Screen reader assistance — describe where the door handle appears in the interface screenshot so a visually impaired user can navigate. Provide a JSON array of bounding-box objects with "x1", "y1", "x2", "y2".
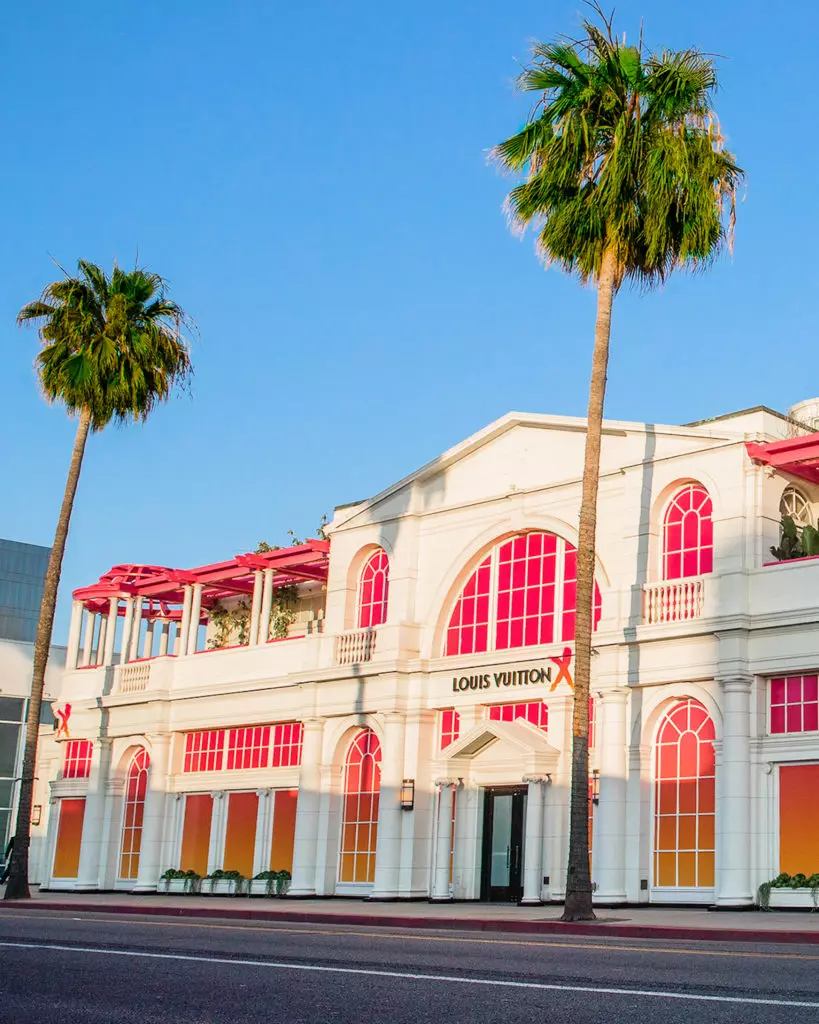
[
  {"x1": 513, "y1": 846, "x2": 520, "y2": 873},
  {"x1": 506, "y1": 847, "x2": 510, "y2": 869}
]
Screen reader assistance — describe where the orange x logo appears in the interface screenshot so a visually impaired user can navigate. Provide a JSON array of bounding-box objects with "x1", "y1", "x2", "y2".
[{"x1": 549, "y1": 647, "x2": 574, "y2": 691}]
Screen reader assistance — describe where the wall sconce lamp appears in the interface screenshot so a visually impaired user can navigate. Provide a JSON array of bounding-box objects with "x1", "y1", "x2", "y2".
[
  {"x1": 31, "y1": 805, "x2": 42, "y2": 826},
  {"x1": 400, "y1": 779, "x2": 415, "y2": 810},
  {"x1": 591, "y1": 770, "x2": 600, "y2": 806}
]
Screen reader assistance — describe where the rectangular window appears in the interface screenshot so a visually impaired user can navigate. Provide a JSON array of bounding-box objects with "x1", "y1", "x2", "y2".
[
  {"x1": 63, "y1": 739, "x2": 93, "y2": 779},
  {"x1": 226, "y1": 726, "x2": 271, "y2": 770},
  {"x1": 487, "y1": 701, "x2": 548, "y2": 731},
  {"x1": 440, "y1": 709, "x2": 460, "y2": 750},
  {"x1": 183, "y1": 730, "x2": 226, "y2": 772},
  {"x1": 271, "y1": 722, "x2": 304, "y2": 767},
  {"x1": 770, "y1": 675, "x2": 819, "y2": 734}
]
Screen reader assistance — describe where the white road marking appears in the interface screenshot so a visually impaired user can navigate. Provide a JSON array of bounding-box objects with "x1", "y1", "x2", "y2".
[{"x1": 0, "y1": 940, "x2": 817, "y2": 1008}]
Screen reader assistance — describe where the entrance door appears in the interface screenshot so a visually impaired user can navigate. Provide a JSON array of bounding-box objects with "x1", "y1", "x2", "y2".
[{"x1": 481, "y1": 787, "x2": 527, "y2": 902}]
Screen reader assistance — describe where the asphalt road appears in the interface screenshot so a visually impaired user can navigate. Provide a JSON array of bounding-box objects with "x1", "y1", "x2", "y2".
[{"x1": 0, "y1": 909, "x2": 818, "y2": 1023}]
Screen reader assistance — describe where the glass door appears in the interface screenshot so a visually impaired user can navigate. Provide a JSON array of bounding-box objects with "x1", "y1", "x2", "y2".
[{"x1": 481, "y1": 787, "x2": 527, "y2": 902}]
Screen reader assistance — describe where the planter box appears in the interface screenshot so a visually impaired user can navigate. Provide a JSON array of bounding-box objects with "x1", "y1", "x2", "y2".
[
  {"x1": 247, "y1": 879, "x2": 290, "y2": 897},
  {"x1": 200, "y1": 878, "x2": 244, "y2": 896},
  {"x1": 768, "y1": 888, "x2": 819, "y2": 909},
  {"x1": 161, "y1": 878, "x2": 199, "y2": 895}
]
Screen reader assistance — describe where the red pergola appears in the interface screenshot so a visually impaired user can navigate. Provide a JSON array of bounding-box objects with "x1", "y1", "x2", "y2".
[
  {"x1": 746, "y1": 433, "x2": 819, "y2": 485},
  {"x1": 73, "y1": 540, "x2": 330, "y2": 620}
]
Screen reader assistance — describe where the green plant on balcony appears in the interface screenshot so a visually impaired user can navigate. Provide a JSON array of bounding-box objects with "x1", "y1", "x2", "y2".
[
  {"x1": 269, "y1": 585, "x2": 299, "y2": 640},
  {"x1": 770, "y1": 517, "x2": 819, "y2": 560},
  {"x1": 207, "y1": 601, "x2": 251, "y2": 649}
]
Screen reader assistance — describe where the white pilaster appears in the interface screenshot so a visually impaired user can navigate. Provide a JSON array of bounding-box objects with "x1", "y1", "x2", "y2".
[
  {"x1": 81, "y1": 610, "x2": 96, "y2": 667},
  {"x1": 186, "y1": 585, "x2": 203, "y2": 655},
  {"x1": 593, "y1": 687, "x2": 629, "y2": 903},
  {"x1": 431, "y1": 781, "x2": 457, "y2": 901},
  {"x1": 207, "y1": 791, "x2": 227, "y2": 875},
  {"x1": 259, "y1": 569, "x2": 274, "y2": 644},
  {"x1": 128, "y1": 597, "x2": 144, "y2": 661},
  {"x1": 371, "y1": 712, "x2": 406, "y2": 899},
  {"x1": 521, "y1": 776, "x2": 548, "y2": 904},
  {"x1": 289, "y1": 718, "x2": 325, "y2": 896},
  {"x1": 132, "y1": 735, "x2": 172, "y2": 892},
  {"x1": 66, "y1": 600, "x2": 84, "y2": 671},
  {"x1": 74, "y1": 738, "x2": 113, "y2": 890},
  {"x1": 178, "y1": 586, "x2": 193, "y2": 658},
  {"x1": 544, "y1": 694, "x2": 573, "y2": 900},
  {"x1": 624, "y1": 743, "x2": 651, "y2": 903},
  {"x1": 715, "y1": 676, "x2": 753, "y2": 906},
  {"x1": 248, "y1": 571, "x2": 263, "y2": 646},
  {"x1": 102, "y1": 598, "x2": 118, "y2": 666},
  {"x1": 158, "y1": 621, "x2": 170, "y2": 657},
  {"x1": 119, "y1": 597, "x2": 135, "y2": 664},
  {"x1": 253, "y1": 790, "x2": 273, "y2": 876}
]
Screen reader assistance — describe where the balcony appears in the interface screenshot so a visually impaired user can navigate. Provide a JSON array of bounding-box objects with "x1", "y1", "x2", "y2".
[
  {"x1": 335, "y1": 628, "x2": 377, "y2": 665},
  {"x1": 643, "y1": 577, "x2": 705, "y2": 625}
]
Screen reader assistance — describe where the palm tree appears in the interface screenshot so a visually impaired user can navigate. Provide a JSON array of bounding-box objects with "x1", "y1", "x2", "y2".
[
  {"x1": 493, "y1": 8, "x2": 742, "y2": 920},
  {"x1": 3, "y1": 260, "x2": 193, "y2": 900}
]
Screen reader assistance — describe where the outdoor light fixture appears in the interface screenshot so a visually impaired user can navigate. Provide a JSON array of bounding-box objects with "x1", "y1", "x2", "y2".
[
  {"x1": 31, "y1": 805, "x2": 42, "y2": 826},
  {"x1": 591, "y1": 769, "x2": 600, "y2": 806},
  {"x1": 400, "y1": 778, "x2": 415, "y2": 810}
]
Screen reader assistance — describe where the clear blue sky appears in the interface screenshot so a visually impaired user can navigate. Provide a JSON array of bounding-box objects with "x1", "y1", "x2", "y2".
[{"x1": 1, "y1": 0, "x2": 815, "y2": 637}]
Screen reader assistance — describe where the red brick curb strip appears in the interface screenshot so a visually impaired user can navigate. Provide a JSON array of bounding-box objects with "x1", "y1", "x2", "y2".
[{"x1": 3, "y1": 899, "x2": 819, "y2": 946}]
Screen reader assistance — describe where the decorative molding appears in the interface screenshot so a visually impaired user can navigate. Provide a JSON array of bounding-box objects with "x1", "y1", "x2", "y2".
[
  {"x1": 522, "y1": 774, "x2": 551, "y2": 785},
  {"x1": 433, "y1": 778, "x2": 460, "y2": 788}
]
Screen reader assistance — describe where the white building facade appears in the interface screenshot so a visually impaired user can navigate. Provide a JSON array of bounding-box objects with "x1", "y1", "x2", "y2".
[{"x1": 39, "y1": 404, "x2": 819, "y2": 905}]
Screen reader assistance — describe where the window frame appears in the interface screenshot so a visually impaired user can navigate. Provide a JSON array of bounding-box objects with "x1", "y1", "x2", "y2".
[
  {"x1": 357, "y1": 548, "x2": 390, "y2": 629},
  {"x1": 660, "y1": 483, "x2": 714, "y2": 582}
]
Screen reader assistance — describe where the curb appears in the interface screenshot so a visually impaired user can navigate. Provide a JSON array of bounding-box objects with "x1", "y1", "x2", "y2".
[{"x1": 3, "y1": 900, "x2": 819, "y2": 946}]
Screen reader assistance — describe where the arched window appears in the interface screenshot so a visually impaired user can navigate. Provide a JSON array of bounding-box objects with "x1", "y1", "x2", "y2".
[
  {"x1": 119, "y1": 748, "x2": 150, "y2": 880},
  {"x1": 444, "y1": 532, "x2": 602, "y2": 656},
  {"x1": 653, "y1": 700, "x2": 715, "y2": 889},
  {"x1": 357, "y1": 549, "x2": 389, "y2": 628},
  {"x1": 338, "y1": 729, "x2": 382, "y2": 884},
  {"x1": 780, "y1": 486, "x2": 812, "y2": 528},
  {"x1": 662, "y1": 484, "x2": 713, "y2": 580}
]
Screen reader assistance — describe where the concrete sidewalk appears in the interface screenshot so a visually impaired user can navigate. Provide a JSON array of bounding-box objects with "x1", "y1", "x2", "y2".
[{"x1": 3, "y1": 888, "x2": 819, "y2": 945}]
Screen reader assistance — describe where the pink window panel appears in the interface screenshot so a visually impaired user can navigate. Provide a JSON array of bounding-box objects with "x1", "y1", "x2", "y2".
[
  {"x1": 226, "y1": 726, "x2": 271, "y2": 770},
  {"x1": 488, "y1": 701, "x2": 548, "y2": 731},
  {"x1": 445, "y1": 555, "x2": 492, "y2": 656},
  {"x1": 662, "y1": 484, "x2": 713, "y2": 580},
  {"x1": 440, "y1": 709, "x2": 461, "y2": 749},
  {"x1": 183, "y1": 730, "x2": 225, "y2": 772},
  {"x1": 560, "y1": 544, "x2": 602, "y2": 642},
  {"x1": 496, "y1": 533, "x2": 558, "y2": 650},
  {"x1": 272, "y1": 721, "x2": 304, "y2": 767},
  {"x1": 63, "y1": 739, "x2": 93, "y2": 779},
  {"x1": 358, "y1": 549, "x2": 390, "y2": 628},
  {"x1": 770, "y1": 675, "x2": 819, "y2": 734}
]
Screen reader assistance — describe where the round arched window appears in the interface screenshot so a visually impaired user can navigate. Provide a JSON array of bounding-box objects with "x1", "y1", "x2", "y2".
[{"x1": 780, "y1": 487, "x2": 812, "y2": 528}]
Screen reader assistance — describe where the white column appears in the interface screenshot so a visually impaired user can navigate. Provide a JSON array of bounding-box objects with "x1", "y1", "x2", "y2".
[
  {"x1": 66, "y1": 600, "x2": 84, "y2": 670},
  {"x1": 259, "y1": 569, "x2": 274, "y2": 645},
  {"x1": 95, "y1": 617, "x2": 106, "y2": 666},
  {"x1": 128, "y1": 597, "x2": 144, "y2": 661},
  {"x1": 207, "y1": 792, "x2": 227, "y2": 875},
  {"x1": 158, "y1": 621, "x2": 170, "y2": 657},
  {"x1": 543, "y1": 694, "x2": 573, "y2": 900},
  {"x1": 371, "y1": 713, "x2": 406, "y2": 899},
  {"x1": 133, "y1": 734, "x2": 172, "y2": 892},
  {"x1": 178, "y1": 586, "x2": 193, "y2": 657},
  {"x1": 81, "y1": 610, "x2": 96, "y2": 667},
  {"x1": 521, "y1": 776, "x2": 548, "y2": 904},
  {"x1": 142, "y1": 619, "x2": 155, "y2": 660},
  {"x1": 102, "y1": 598, "x2": 118, "y2": 666},
  {"x1": 716, "y1": 676, "x2": 753, "y2": 906},
  {"x1": 593, "y1": 687, "x2": 629, "y2": 903},
  {"x1": 252, "y1": 790, "x2": 273, "y2": 877},
  {"x1": 75, "y1": 738, "x2": 113, "y2": 890},
  {"x1": 119, "y1": 597, "x2": 135, "y2": 665},
  {"x1": 431, "y1": 781, "x2": 457, "y2": 901},
  {"x1": 186, "y1": 585, "x2": 203, "y2": 655},
  {"x1": 248, "y1": 571, "x2": 263, "y2": 646},
  {"x1": 289, "y1": 719, "x2": 325, "y2": 896}
]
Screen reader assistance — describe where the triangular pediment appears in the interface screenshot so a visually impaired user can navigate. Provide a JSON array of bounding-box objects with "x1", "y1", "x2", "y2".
[{"x1": 434, "y1": 718, "x2": 559, "y2": 776}]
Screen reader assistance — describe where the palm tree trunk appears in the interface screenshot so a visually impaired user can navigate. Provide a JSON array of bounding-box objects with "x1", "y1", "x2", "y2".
[
  {"x1": 3, "y1": 407, "x2": 92, "y2": 900},
  {"x1": 561, "y1": 248, "x2": 617, "y2": 922}
]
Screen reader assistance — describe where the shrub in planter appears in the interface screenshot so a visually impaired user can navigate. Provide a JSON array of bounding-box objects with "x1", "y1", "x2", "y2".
[
  {"x1": 202, "y1": 869, "x2": 246, "y2": 895},
  {"x1": 758, "y1": 872, "x2": 819, "y2": 910},
  {"x1": 160, "y1": 868, "x2": 201, "y2": 894},
  {"x1": 252, "y1": 869, "x2": 292, "y2": 897}
]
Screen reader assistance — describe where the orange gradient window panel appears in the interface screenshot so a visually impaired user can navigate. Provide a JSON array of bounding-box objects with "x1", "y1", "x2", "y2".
[
  {"x1": 183, "y1": 730, "x2": 225, "y2": 772},
  {"x1": 444, "y1": 533, "x2": 601, "y2": 656},
  {"x1": 119, "y1": 749, "x2": 150, "y2": 880},
  {"x1": 272, "y1": 722, "x2": 304, "y2": 767},
  {"x1": 358, "y1": 549, "x2": 390, "y2": 628},
  {"x1": 653, "y1": 699, "x2": 715, "y2": 889},
  {"x1": 180, "y1": 794, "x2": 213, "y2": 876},
  {"x1": 222, "y1": 792, "x2": 258, "y2": 877},
  {"x1": 63, "y1": 739, "x2": 93, "y2": 779},
  {"x1": 779, "y1": 765, "x2": 819, "y2": 875},
  {"x1": 488, "y1": 700, "x2": 548, "y2": 731},
  {"x1": 270, "y1": 789, "x2": 298, "y2": 873},
  {"x1": 770, "y1": 675, "x2": 819, "y2": 734},
  {"x1": 662, "y1": 484, "x2": 713, "y2": 580},
  {"x1": 338, "y1": 729, "x2": 382, "y2": 884},
  {"x1": 52, "y1": 798, "x2": 85, "y2": 878},
  {"x1": 440, "y1": 709, "x2": 460, "y2": 749},
  {"x1": 226, "y1": 726, "x2": 270, "y2": 770}
]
